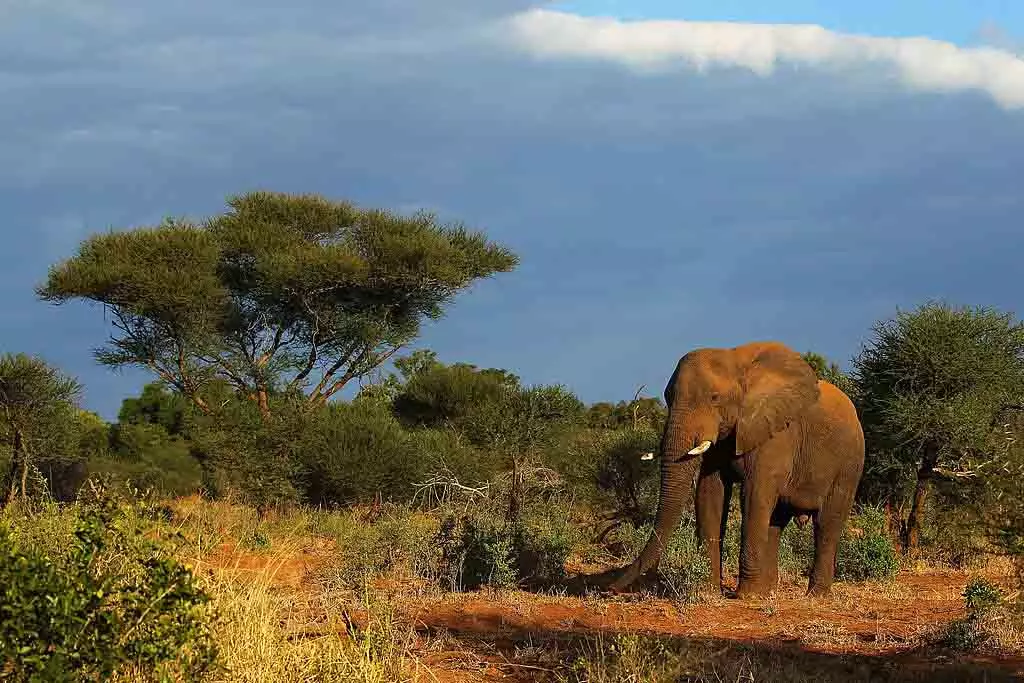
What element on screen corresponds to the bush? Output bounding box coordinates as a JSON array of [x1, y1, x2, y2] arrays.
[[0, 498, 219, 681], [436, 501, 582, 591], [836, 507, 900, 582], [964, 577, 1003, 613], [553, 428, 660, 520], [317, 505, 440, 587], [185, 393, 303, 510], [297, 401, 427, 506], [90, 422, 204, 497], [932, 578, 1007, 652], [607, 521, 710, 602]]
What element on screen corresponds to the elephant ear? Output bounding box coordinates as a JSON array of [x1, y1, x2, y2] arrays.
[[735, 345, 820, 455]]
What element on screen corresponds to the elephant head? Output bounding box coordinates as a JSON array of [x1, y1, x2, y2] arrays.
[[606, 341, 820, 590]]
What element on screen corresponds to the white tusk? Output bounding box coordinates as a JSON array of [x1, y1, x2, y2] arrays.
[[640, 452, 655, 460], [687, 440, 713, 455]]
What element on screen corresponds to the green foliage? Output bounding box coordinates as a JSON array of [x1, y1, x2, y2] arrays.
[[607, 521, 711, 602], [438, 512, 519, 590], [931, 578, 1009, 653], [855, 302, 1024, 489], [590, 429, 661, 522], [0, 353, 84, 506], [801, 351, 856, 397], [90, 422, 204, 497], [835, 507, 900, 582], [585, 397, 667, 431], [117, 381, 188, 436], [297, 400, 427, 505], [854, 302, 1024, 554], [316, 505, 440, 587], [393, 360, 519, 433], [436, 502, 581, 591], [0, 498, 219, 681], [39, 191, 518, 415], [185, 393, 304, 510], [964, 577, 1003, 613]]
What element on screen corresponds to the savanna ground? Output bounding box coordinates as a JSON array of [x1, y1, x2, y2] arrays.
[[10, 489, 1021, 683]]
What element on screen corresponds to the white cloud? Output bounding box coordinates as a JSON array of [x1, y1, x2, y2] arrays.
[[497, 9, 1024, 109]]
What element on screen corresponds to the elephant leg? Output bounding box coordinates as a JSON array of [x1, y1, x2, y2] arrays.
[[696, 466, 732, 591], [807, 482, 855, 596], [764, 505, 793, 590], [736, 479, 780, 599]]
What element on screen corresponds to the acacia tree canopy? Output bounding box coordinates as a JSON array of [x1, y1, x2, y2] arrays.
[[38, 191, 519, 417], [852, 301, 1024, 550]]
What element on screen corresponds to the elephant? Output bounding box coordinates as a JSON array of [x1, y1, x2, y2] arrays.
[[600, 341, 865, 598]]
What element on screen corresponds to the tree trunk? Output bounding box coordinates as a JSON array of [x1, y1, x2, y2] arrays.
[[257, 387, 270, 420], [904, 452, 937, 554], [1, 428, 25, 509]]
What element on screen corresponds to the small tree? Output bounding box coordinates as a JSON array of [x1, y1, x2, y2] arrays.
[[38, 191, 518, 419], [853, 302, 1024, 552], [801, 351, 856, 397], [0, 354, 82, 507]]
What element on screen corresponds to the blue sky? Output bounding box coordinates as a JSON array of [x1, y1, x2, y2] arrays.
[[555, 0, 1024, 44], [3, 0, 1024, 419]]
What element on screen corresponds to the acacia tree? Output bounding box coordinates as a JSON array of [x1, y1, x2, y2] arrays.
[[39, 191, 518, 419], [0, 354, 82, 507], [853, 302, 1024, 552]]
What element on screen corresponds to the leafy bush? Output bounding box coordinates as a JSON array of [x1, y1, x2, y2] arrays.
[[932, 578, 1006, 652], [607, 521, 711, 602], [836, 507, 900, 582], [297, 401, 426, 506], [0, 498, 219, 681], [777, 517, 816, 578], [90, 422, 204, 497], [551, 428, 660, 522], [964, 577, 1003, 613], [183, 392, 303, 510], [436, 502, 581, 591], [318, 505, 440, 587]]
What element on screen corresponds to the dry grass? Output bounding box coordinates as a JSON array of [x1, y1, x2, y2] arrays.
[[13, 495, 1022, 682]]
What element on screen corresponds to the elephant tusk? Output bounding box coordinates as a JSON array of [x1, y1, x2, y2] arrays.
[[687, 440, 713, 455]]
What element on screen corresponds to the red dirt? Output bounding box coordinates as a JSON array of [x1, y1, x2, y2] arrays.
[[408, 573, 964, 655], [180, 529, 1024, 681]]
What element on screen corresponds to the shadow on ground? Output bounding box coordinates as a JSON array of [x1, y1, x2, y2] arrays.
[[411, 606, 1024, 682]]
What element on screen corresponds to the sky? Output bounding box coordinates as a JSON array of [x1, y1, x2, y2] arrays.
[[2, 0, 1023, 419]]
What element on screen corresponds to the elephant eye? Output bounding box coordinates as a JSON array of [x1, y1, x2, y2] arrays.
[[709, 392, 721, 404]]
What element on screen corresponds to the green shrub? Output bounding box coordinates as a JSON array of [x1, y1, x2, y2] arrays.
[[0, 499, 219, 681], [436, 502, 581, 591], [185, 393, 303, 510], [836, 507, 900, 582], [319, 505, 441, 587], [438, 511, 518, 590], [964, 577, 1003, 613], [90, 422, 204, 498], [297, 401, 426, 506], [606, 521, 710, 602], [549, 428, 660, 523], [777, 518, 816, 578]]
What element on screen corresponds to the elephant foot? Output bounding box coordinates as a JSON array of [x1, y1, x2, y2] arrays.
[[735, 580, 775, 600], [806, 582, 832, 598]]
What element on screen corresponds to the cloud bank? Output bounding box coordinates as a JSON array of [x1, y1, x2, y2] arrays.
[[499, 9, 1024, 109]]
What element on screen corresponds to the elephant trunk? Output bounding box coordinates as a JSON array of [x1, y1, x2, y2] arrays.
[[608, 408, 704, 589]]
